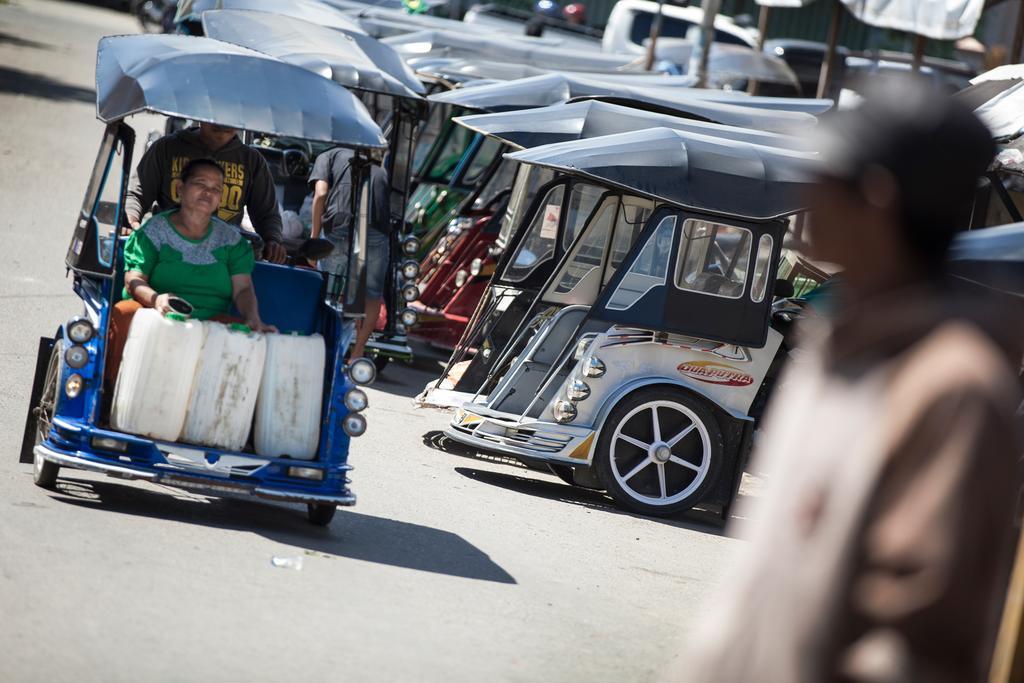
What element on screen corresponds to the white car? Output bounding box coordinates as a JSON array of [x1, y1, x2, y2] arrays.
[[602, 0, 758, 56]]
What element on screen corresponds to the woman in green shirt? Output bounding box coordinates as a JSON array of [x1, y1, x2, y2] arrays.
[[105, 158, 277, 390]]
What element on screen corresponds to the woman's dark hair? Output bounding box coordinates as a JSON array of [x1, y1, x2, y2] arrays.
[[180, 157, 225, 185]]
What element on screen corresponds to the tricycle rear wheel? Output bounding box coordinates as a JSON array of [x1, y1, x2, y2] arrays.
[[33, 340, 63, 489], [307, 503, 336, 526]]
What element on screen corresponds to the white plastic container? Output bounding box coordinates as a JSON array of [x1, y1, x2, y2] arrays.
[[112, 309, 204, 442], [182, 321, 267, 451], [253, 333, 326, 460]]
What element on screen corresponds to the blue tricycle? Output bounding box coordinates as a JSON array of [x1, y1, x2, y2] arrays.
[[19, 34, 389, 526]]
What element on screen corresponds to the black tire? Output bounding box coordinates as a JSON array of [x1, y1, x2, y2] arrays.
[[307, 503, 337, 526], [548, 463, 576, 486], [594, 387, 722, 517], [372, 354, 391, 374], [547, 464, 603, 490], [33, 340, 63, 490]]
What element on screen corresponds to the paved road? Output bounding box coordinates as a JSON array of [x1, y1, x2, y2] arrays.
[[0, 3, 740, 681]]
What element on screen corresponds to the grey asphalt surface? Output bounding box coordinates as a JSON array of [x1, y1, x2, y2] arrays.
[[0, 2, 740, 681]]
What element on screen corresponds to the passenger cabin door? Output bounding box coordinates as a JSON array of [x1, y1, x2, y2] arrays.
[[592, 209, 786, 349], [66, 122, 135, 278]]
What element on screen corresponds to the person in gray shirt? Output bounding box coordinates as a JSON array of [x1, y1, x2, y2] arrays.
[[125, 122, 286, 263]]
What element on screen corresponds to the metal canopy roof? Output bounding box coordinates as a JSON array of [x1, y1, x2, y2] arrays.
[[201, 9, 425, 99], [507, 127, 819, 220], [384, 29, 641, 73], [429, 73, 820, 132], [455, 100, 813, 152], [179, 0, 366, 33], [95, 34, 387, 149], [413, 57, 696, 86]]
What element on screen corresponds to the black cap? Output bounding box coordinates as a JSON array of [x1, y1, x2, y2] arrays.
[[814, 78, 995, 268]]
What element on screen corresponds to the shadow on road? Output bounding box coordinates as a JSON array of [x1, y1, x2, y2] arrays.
[[0, 65, 95, 103], [48, 476, 517, 584], [0, 31, 52, 51], [452, 466, 732, 537]]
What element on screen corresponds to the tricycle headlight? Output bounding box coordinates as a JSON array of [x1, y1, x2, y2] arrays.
[[65, 373, 84, 399], [552, 400, 577, 424], [401, 283, 419, 303], [344, 388, 368, 412], [400, 308, 419, 327], [347, 358, 377, 386], [67, 318, 95, 344], [402, 235, 420, 256], [343, 412, 367, 437], [567, 379, 590, 401], [469, 258, 483, 277], [401, 259, 420, 280], [64, 344, 89, 369], [582, 356, 606, 378]]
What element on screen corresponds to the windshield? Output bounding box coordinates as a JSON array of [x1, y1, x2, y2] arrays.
[[460, 136, 503, 188], [498, 165, 555, 249], [604, 200, 655, 284], [549, 194, 619, 300], [503, 183, 566, 283], [477, 157, 518, 209], [413, 104, 448, 175], [606, 215, 676, 311], [561, 184, 605, 250]]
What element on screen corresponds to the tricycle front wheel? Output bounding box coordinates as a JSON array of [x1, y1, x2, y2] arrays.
[[33, 340, 63, 489], [306, 503, 336, 526]]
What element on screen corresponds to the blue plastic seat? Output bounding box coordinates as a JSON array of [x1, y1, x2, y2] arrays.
[[243, 262, 324, 334]]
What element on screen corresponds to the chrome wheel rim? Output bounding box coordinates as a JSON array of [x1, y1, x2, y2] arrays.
[[609, 399, 711, 506]]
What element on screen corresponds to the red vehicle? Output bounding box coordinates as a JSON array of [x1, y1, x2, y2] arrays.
[[408, 162, 517, 349], [411, 216, 500, 349]]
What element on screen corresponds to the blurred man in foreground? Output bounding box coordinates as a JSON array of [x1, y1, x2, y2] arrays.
[[676, 82, 1022, 682]]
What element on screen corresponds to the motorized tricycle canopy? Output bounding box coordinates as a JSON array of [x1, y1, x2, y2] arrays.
[[176, 0, 366, 34], [507, 126, 817, 221], [454, 100, 813, 152], [76, 34, 387, 284], [383, 29, 645, 73], [200, 9, 426, 101], [95, 34, 387, 148], [430, 73, 824, 132]]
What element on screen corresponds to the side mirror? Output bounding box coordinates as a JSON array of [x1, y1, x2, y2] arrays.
[[773, 278, 795, 300]]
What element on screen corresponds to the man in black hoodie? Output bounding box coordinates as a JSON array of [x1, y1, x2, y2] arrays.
[[125, 122, 286, 263]]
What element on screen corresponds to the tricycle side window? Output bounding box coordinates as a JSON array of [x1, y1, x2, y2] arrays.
[[66, 122, 134, 278], [673, 219, 753, 299]]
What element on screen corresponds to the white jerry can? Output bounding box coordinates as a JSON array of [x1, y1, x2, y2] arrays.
[[253, 333, 326, 460], [182, 321, 268, 451], [112, 309, 204, 442]]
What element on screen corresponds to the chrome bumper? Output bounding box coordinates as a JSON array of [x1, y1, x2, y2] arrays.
[[35, 445, 357, 507], [444, 411, 596, 465]]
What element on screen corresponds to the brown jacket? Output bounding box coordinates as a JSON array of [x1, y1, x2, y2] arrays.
[[676, 286, 1022, 683]]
